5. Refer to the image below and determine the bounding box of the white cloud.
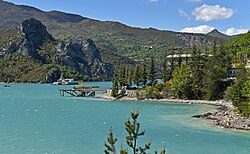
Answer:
[192,4,234,22]
[187,0,202,3]
[179,9,191,20]
[180,25,249,35]
[224,28,248,36]
[180,25,215,34]
[149,0,159,2]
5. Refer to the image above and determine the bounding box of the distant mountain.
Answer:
[207,29,232,41]
[0,0,235,63]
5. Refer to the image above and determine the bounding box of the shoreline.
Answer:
[95,93,250,131]
[95,93,234,108]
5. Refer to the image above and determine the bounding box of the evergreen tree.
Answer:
[124,109,151,154]
[133,65,141,87]
[111,76,118,97]
[202,61,226,100]
[189,45,204,99]
[148,56,157,86]
[225,65,248,106]
[119,65,126,87]
[202,44,229,100]
[141,63,147,87]
[104,127,118,154]
[167,51,175,80]
[162,52,168,82]
[217,45,232,70]
[171,64,192,99]
[125,66,132,87]
[225,65,250,117]
[104,109,166,154]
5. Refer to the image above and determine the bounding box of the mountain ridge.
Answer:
[0,1,237,68]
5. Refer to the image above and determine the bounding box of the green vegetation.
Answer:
[0,28,20,48]
[110,37,250,117]
[171,64,192,99]
[225,66,250,117]
[133,65,141,87]
[148,56,157,86]
[37,40,58,63]
[0,0,235,66]
[224,31,250,64]
[104,109,166,154]
[0,54,88,83]
[111,76,118,97]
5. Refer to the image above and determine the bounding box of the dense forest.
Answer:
[111,32,250,117]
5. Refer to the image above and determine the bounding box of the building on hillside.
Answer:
[166,53,213,64]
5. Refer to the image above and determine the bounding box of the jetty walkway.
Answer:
[59,86,107,97]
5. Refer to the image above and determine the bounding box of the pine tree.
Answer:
[189,45,204,99]
[171,64,192,99]
[119,65,126,87]
[133,65,141,87]
[104,109,166,154]
[202,44,229,100]
[202,61,226,100]
[125,109,152,154]
[148,56,157,86]
[104,127,118,154]
[141,63,147,87]
[125,66,132,87]
[162,52,168,82]
[167,52,175,81]
[111,76,118,97]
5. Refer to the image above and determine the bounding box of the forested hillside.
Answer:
[0,0,234,63]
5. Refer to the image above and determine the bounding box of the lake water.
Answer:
[0,83,250,154]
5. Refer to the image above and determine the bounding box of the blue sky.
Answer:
[6,0,250,35]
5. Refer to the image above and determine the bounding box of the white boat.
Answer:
[52,73,78,85]
[53,78,78,85]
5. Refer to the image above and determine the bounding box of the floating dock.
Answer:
[59,86,106,97]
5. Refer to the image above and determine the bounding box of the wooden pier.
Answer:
[59,86,106,97]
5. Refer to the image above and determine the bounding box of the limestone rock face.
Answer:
[176,33,212,47]
[55,39,113,80]
[0,18,54,60]
[18,18,54,58]
[0,18,113,81]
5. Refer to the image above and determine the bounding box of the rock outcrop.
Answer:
[0,18,113,81]
[55,39,113,80]
[0,18,54,60]
[18,18,54,58]
[193,107,250,130]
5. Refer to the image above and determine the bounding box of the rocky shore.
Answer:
[193,107,250,130]
[95,92,250,131]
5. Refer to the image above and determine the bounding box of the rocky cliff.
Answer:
[0,18,54,59]
[0,18,113,81]
[55,39,113,80]
[19,18,54,58]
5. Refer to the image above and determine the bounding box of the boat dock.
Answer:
[59,86,106,97]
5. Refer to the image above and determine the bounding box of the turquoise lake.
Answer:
[0,83,250,154]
